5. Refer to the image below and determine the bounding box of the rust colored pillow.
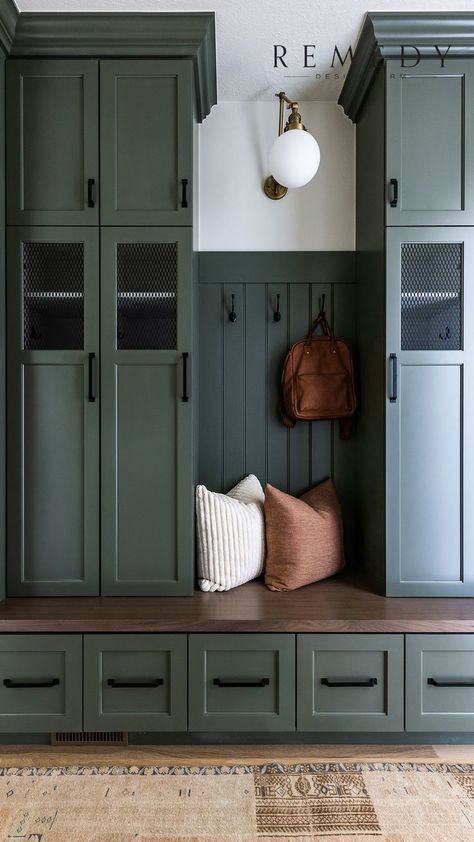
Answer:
[264,479,345,591]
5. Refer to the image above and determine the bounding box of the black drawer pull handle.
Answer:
[428,677,474,688]
[3,678,60,689]
[321,677,378,688]
[213,678,270,688]
[389,353,397,403]
[389,177,398,208]
[88,352,96,402]
[107,678,164,688]
[182,352,189,403]
[181,178,189,209]
[87,178,96,208]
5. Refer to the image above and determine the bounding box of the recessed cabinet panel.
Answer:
[386,62,474,225]
[406,635,474,731]
[100,60,193,225]
[7,60,99,225]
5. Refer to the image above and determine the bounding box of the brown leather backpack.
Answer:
[280,306,357,437]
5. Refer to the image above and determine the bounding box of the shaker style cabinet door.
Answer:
[386,228,474,595]
[6,60,99,226]
[386,60,474,226]
[7,227,100,596]
[100,60,193,226]
[100,227,193,595]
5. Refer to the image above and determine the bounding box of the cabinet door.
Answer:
[386,228,474,595]
[386,60,474,226]
[6,60,99,226]
[7,227,100,596]
[101,228,193,595]
[100,60,193,226]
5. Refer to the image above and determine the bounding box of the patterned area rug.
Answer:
[1,762,474,840]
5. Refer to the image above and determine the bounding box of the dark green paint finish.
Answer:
[84,634,187,732]
[100,60,193,226]
[100,227,193,596]
[188,634,296,732]
[7,59,99,226]
[0,634,82,732]
[7,227,100,597]
[0,55,5,602]
[0,0,18,55]
[406,635,474,732]
[297,634,404,732]
[198,252,356,285]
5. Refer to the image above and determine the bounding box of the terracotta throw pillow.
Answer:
[264,479,345,591]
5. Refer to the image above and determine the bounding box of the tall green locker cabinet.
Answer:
[6,57,195,596]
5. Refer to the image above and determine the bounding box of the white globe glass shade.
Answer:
[269,129,320,189]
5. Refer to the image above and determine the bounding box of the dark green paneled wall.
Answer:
[198,253,357,561]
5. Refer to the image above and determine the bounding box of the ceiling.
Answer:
[16,0,474,101]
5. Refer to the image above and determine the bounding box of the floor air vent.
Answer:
[51,731,128,746]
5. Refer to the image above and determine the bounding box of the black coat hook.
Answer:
[273,293,281,322]
[229,294,237,322]
[319,292,326,315]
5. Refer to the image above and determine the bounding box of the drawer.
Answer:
[406,634,474,731]
[297,634,404,731]
[188,634,295,731]
[84,634,187,731]
[0,634,82,732]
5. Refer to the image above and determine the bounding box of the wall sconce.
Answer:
[264,91,321,200]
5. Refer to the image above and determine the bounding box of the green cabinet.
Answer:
[188,634,295,732]
[100,60,193,226]
[84,634,187,731]
[100,228,193,595]
[386,60,474,226]
[7,227,100,596]
[7,60,99,226]
[297,634,404,732]
[406,635,474,731]
[0,634,82,732]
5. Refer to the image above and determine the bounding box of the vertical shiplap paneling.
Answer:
[333,283,357,564]
[266,283,289,492]
[288,285,311,496]
[245,284,267,485]
[310,283,333,486]
[198,283,223,489]
[223,284,245,489]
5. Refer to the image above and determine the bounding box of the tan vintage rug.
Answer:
[1,761,474,841]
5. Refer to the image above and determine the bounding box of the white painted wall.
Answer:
[197,101,355,251]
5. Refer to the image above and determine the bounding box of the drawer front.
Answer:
[0,634,82,732]
[406,634,474,731]
[297,634,404,732]
[84,634,187,731]
[188,634,295,732]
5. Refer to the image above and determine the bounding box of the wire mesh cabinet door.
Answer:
[100,227,193,595]
[386,227,474,595]
[7,227,100,596]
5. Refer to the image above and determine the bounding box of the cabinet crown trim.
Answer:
[339,11,474,122]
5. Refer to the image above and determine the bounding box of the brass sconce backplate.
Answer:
[263,175,288,200]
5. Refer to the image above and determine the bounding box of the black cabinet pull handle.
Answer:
[428,677,474,688]
[389,353,397,403]
[3,678,60,689]
[321,677,378,688]
[389,177,398,208]
[181,178,189,209]
[87,178,96,209]
[213,677,270,688]
[107,678,164,688]
[88,352,96,403]
[182,352,189,403]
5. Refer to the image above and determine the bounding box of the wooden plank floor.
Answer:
[0,744,473,766]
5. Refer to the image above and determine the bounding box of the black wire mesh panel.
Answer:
[401,242,462,351]
[117,242,177,350]
[23,241,84,351]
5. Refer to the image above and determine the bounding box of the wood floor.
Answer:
[0,744,473,767]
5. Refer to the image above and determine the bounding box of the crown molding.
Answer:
[339,12,474,122]
[7,11,216,121]
[0,0,19,55]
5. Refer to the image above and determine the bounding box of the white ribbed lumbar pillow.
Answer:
[196,474,265,592]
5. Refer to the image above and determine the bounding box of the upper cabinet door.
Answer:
[100,60,193,226]
[386,60,474,226]
[6,60,99,226]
